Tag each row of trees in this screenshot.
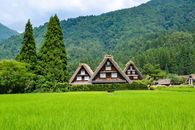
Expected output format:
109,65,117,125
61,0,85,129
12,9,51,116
0,15,68,93
134,32,195,75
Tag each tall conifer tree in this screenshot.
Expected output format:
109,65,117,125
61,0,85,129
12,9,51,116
16,20,37,65
38,15,67,82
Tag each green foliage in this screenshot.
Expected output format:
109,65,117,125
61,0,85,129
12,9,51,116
1,0,195,77
38,15,67,82
0,35,23,59
34,79,69,93
142,75,154,85
167,74,186,85
149,86,157,90
134,31,195,75
0,23,18,40
37,81,55,92
0,60,35,94
16,20,37,66
0,16,69,93
69,85,90,91
128,81,149,90
54,83,70,92
142,64,167,80
69,83,148,92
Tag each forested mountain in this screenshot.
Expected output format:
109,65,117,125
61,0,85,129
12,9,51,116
1,0,195,76
134,32,195,75
0,23,18,41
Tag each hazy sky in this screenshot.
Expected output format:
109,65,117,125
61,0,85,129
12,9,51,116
0,0,150,32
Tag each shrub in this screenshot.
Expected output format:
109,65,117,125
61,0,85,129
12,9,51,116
69,82,148,92
24,80,37,93
149,86,157,90
34,82,70,93
128,81,148,90
167,74,185,85
0,60,35,94
39,81,54,92
69,85,90,91
54,83,70,92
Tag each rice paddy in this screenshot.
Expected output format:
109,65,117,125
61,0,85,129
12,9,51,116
0,88,195,130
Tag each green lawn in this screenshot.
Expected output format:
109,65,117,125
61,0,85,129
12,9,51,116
0,89,195,130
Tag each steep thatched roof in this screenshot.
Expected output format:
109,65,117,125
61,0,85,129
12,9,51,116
124,60,144,79
69,63,93,84
90,55,131,83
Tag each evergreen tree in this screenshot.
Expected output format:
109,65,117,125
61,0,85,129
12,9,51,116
38,15,67,82
16,20,37,65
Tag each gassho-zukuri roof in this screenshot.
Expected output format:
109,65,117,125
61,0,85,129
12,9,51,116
90,55,131,83
69,63,93,84
124,60,144,79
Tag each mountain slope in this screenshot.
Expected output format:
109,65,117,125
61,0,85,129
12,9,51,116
0,23,18,40
1,0,195,75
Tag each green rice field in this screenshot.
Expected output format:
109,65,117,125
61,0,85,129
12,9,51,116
0,88,195,130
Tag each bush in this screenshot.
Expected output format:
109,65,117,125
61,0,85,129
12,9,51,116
34,80,70,93
0,60,35,94
149,86,157,90
107,85,116,93
69,82,148,92
24,80,37,93
38,81,55,92
54,83,70,92
69,84,127,92
167,74,185,85
128,80,148,90
69,85,90,91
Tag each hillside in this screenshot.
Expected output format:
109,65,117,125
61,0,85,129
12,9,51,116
0,23,18,41
1,0,195,75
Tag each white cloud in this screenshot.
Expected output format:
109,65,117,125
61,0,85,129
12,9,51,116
0,0,150,32
27,0,85,11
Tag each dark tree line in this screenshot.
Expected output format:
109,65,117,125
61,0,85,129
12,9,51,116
134,32,195,75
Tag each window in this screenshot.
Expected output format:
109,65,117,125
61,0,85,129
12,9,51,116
134,76,138,80
130,66,133,70
132,71,136,75
107,61,110,66
111,73,118,78
77,76,82,81
127,70,131,75
84,76,89,81
81,70,85,75
100,73,106,78
106,66,111,71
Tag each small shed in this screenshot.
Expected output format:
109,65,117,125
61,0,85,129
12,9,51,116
154,79,171,86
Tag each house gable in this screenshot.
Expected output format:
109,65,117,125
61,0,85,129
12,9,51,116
187,74,195,85
91,55,131,84
124,61,144,81
69,63,93,85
